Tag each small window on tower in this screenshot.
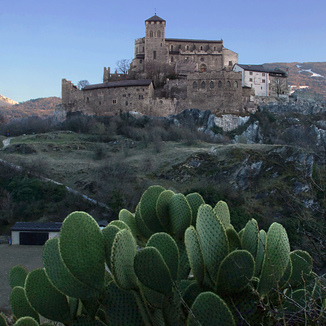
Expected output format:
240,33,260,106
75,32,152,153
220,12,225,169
113,100,117,104
157,30,161,37
150,30,153,37
229,61,232,66
193,82,197,89
153,51,156,59
171,57,174,62
171,45,173,51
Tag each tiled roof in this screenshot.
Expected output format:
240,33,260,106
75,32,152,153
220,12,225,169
83,79,153,91
236,64,287,76
165,38,222,44
145,15,166,22
11,222,62,232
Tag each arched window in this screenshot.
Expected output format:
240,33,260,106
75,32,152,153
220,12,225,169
200,64,206,72
150,30,153,37
210,81,215,89
186,45,189,50
153,51,156,59
227,81,231,88
171,45,174,51
193,82,197,89
201,81,206,89
200,46,203,51
171,56,174,62
157,30,161,38
218,81,222,88
234,81,238,88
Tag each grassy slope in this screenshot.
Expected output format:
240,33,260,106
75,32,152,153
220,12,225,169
1,131,325,270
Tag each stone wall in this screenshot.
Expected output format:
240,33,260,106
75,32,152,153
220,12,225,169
269,75,289,96
62,79,156,116
186,71,252,114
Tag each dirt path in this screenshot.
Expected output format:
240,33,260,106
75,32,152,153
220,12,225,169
0,245,43,312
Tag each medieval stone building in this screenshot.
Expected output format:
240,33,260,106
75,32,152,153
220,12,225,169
61,15,288,118
131,15,238,75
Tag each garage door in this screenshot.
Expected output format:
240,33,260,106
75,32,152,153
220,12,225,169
19,232,49,245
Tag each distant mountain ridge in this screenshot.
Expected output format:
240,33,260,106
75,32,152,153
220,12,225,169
0,97,61,120
264,62,326,99
0,94,18,107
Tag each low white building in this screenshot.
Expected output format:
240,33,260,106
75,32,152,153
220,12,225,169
233,64,289,97
11,222,62,245
233,64,269,96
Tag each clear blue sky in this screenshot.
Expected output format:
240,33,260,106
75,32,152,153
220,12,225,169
1,0,325,102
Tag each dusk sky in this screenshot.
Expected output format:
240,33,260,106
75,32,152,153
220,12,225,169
1,0,325,102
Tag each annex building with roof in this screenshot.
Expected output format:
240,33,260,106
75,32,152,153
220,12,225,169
60,15,289,118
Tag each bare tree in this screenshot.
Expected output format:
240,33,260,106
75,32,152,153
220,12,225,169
77,80,90,90
116,59,131,75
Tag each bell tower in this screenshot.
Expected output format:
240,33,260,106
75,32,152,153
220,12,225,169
144,15,168,72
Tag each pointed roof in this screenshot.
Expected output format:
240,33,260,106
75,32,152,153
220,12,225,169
145,15,166,22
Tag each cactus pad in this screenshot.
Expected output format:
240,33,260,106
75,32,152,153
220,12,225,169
258,223,290,297
255,229,266,277
43,238,99,299
102,224,120,271
186,192,205,226
147,232,179,281
119,209,139,238
156,189,175,232
8,265,28,289
216,250,255,294
225,227,241,252
185,226,205,285
59,211,105,291
188,291,235,326
213,200,231,228
170,193,192,239
111,229,138,290
134,247,173,295
10,286,39,323
241,219,259,258
13,317,39,326
25,268,70,323
196,204,229,282
139,185,165,232
103,281,143,325
288,250,313,288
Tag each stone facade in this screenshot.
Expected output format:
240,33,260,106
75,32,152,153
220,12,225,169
131,15,238,75
62,79,155,116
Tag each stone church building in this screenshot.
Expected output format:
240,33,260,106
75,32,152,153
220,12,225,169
61,15,288,117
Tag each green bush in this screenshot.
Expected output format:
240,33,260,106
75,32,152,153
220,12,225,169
8,185,326,326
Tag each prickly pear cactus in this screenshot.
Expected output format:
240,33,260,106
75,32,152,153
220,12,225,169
7,185,324,326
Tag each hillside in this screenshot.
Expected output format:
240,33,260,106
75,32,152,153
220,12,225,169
0,95,18,107
1,106,326,272
264,61,326,99
0,97,61,120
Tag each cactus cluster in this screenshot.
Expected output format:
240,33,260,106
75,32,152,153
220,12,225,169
7,185,326,326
